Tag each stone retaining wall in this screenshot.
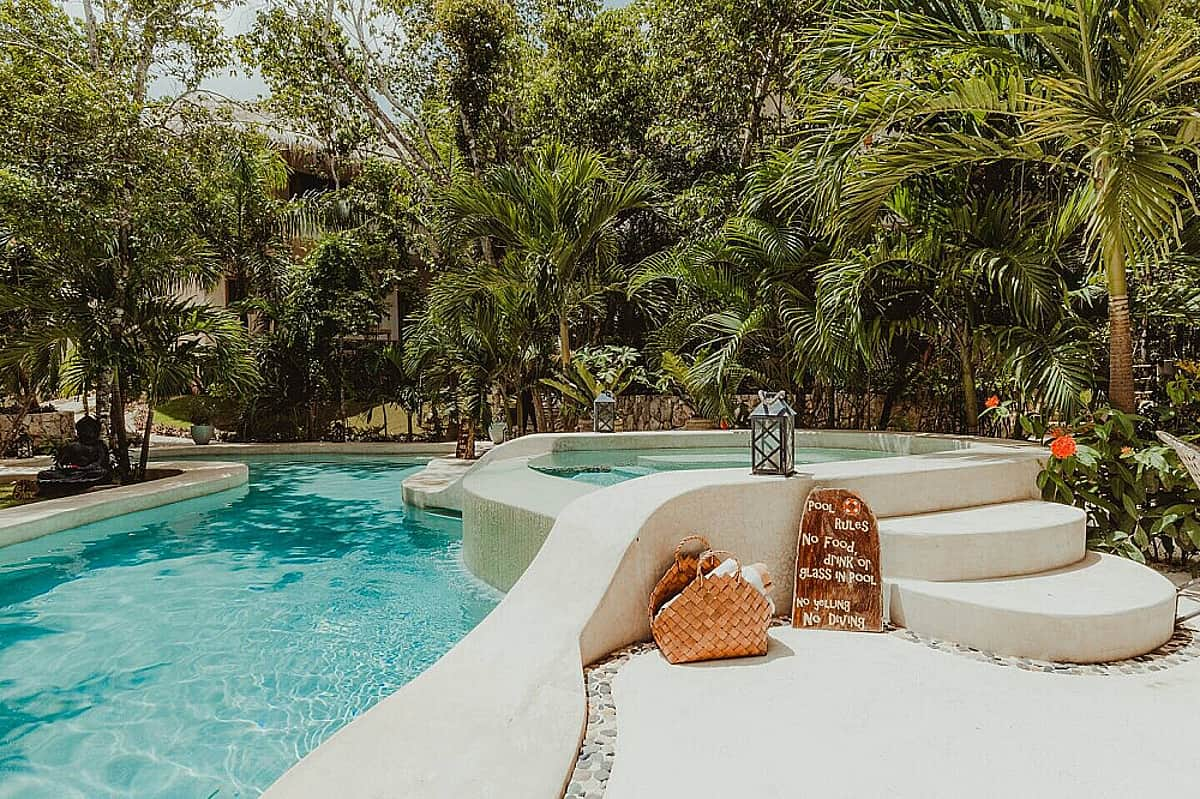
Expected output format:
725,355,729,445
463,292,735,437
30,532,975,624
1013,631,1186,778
615,395,694,431
614,393,764,431
0,411,75,448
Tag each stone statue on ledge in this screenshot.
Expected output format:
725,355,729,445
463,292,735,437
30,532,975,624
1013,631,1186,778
36,416,113,497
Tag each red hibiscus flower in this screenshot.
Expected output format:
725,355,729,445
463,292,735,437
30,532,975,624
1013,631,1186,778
984,395,1000,409
1050,435,1077,459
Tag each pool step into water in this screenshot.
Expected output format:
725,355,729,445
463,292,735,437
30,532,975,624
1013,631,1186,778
887,553,1178,663
879,499,1086,581
877,501,1177,662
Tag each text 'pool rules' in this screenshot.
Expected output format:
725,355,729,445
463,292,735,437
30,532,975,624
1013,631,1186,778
792,487,884,632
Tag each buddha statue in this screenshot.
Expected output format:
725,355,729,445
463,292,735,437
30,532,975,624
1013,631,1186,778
36,416,113,496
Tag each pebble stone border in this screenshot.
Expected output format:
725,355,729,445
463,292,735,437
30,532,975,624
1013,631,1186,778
889,623,1200,675
564,642,656,799
565,621,1199,799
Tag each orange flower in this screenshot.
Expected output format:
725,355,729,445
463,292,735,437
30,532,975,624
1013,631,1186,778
985,395,1000,409
1050,435,1077,459
1121,446,1133,456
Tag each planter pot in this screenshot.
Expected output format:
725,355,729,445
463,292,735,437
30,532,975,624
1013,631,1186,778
190,424,215,445
488,421,508,444
683,417,718,431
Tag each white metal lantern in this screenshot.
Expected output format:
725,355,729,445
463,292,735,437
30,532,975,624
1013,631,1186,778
750,390,795,476
593,391,617,433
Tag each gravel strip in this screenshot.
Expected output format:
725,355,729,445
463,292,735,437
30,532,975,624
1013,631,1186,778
889,624,1199,675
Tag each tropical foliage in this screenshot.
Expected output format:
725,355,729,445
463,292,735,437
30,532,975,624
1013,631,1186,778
1,0,1200,566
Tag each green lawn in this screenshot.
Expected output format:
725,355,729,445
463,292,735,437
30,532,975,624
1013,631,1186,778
152,396,194,432
150,396,240,432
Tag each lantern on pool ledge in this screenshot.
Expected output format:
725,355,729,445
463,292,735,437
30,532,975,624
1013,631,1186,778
593,390,617,433
750,390,795,476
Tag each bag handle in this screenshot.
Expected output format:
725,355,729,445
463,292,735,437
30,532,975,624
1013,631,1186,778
695,549,743,583
674,535,711,561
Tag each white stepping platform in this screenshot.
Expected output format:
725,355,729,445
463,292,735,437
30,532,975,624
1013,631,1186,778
888,552,1178,663
879,500,1086,581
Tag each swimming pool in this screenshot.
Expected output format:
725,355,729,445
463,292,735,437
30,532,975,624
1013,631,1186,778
528,446,893,486
0,458,499,798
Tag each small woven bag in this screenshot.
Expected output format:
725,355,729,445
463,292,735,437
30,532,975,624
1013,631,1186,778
649,547,772,665
648,535,712,625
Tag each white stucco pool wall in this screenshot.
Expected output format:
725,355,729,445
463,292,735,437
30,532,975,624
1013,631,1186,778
433,429,1035,591
270,430,1162,799
0,442,455,550
0,435,1175,798
0,460,250,548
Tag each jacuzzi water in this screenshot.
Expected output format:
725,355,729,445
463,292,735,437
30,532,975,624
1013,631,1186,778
529,446,893,486
0,458,499,798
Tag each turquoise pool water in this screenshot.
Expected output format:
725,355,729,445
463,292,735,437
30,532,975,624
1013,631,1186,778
529,446,893,486
0,458,499,798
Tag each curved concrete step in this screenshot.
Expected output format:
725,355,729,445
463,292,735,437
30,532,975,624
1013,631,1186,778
888,553,1178,663
879,500,1086,581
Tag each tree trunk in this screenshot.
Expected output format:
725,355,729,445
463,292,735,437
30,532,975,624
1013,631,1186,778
137,401,154,481
1106,256,1136,412
739,69,770,170
1093,152,1137,413
80,0,100,69
110,370,131,482
879,383,900,430
559,313,572,367
95,373,109,439
533,387,548,432
516,390,526,438
959,334,979,435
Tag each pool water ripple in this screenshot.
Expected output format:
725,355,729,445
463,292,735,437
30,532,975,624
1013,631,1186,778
0,459,499,798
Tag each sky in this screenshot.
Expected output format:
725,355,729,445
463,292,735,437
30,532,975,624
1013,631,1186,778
151,0,631,101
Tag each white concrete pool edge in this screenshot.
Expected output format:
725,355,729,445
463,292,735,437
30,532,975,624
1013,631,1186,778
141,440,457,458
454,430,1044,591
0,461,249,549
266,434,1089,799
0,442,454,550
402,427,1039,516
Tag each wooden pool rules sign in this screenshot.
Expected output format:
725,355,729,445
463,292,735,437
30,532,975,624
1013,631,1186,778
792,488,884,632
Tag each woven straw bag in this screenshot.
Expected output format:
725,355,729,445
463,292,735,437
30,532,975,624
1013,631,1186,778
650,548,772,665
648,535,712,626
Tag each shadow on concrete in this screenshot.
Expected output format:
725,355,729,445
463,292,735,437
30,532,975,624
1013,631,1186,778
678,634,795,669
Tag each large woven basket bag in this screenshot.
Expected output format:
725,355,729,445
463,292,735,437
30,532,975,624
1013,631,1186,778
648,535,712,627
650,548,772,665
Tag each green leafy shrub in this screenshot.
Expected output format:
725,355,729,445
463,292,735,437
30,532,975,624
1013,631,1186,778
541,346,654,411
987,386,1200,565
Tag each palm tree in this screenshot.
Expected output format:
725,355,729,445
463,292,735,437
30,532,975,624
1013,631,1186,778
792,0,1200,411
0,216,235,480
810,183,1092,431
632,214,830,421
406,257,552,456
195,140,318,320
442,141,660,367
129,300,259,479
